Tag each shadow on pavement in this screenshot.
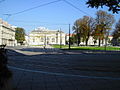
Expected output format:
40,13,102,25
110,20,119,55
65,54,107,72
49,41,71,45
0,65,13,90
5,48,120,90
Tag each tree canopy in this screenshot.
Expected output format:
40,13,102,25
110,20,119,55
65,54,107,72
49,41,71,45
73,19,81,46
72,10,114,46
73,16,95,46
86,0,120,13
15,27,25,45
92,10,114,46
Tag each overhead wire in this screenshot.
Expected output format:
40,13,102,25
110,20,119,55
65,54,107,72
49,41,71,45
4,0,62,16
4,0,91,16
3,0,92,20
2,0,92,30
63,0,91,16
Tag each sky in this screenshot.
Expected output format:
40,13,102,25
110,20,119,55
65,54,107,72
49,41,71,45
0,0,120,34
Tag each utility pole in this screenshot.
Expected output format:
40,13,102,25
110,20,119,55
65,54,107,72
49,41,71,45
69,24,71,50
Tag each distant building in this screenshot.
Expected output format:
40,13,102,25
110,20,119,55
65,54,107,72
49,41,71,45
65,33,113,46
24,35,29,46
29,27,66,45
111,37,120,46
0,18,16,46
65,34,75,44
65,34,75,41
86,36,113,46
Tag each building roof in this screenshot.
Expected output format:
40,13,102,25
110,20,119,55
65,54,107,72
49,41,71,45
66,34,75,37
31,27,64,34
0,18,15,30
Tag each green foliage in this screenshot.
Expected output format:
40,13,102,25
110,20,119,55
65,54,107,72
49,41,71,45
73,10,114,46
86,0,120,13
15,27,25,44
73,19,81,46
73,16,95,46
69,36,76,45
92,10,114,46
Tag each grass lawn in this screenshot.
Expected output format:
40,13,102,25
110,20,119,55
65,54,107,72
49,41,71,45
51,45,120,51
52,45,69,48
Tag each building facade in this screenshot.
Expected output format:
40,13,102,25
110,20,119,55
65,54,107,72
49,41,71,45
29,27,66,45
81,36,113,46
0,18,16,46
66,34,113,46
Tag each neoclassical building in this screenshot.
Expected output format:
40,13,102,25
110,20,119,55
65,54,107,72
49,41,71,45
0,18,16,46
29,27,66,45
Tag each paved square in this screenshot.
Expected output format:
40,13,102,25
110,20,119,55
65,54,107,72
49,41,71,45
2,46,120,90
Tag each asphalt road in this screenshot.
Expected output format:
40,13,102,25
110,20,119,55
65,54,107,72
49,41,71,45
5,46,120,90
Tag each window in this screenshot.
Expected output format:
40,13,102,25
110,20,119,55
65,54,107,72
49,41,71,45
33,38,35,42
52,38,55,42
41,37,44,42
47,37,49,40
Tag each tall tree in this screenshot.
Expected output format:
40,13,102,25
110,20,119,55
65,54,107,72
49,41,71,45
86,0,120,13
69,36,77,45
112,19,120,45
73,16,95,46
15,27,25,45
93,10,114,46
81,16,95,46
73,19,82,46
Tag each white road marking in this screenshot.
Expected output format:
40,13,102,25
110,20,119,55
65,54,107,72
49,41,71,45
8,66,120,80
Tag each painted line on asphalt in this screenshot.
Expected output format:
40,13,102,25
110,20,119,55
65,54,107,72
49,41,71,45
8,66,120,80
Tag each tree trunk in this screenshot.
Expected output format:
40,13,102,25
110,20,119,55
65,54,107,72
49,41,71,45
77,33,80,46
98,38,101,47
77,38,80,46
85,38,89,46
86,33,90,46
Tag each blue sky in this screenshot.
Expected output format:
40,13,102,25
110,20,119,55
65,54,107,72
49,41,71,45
0,0,120,34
